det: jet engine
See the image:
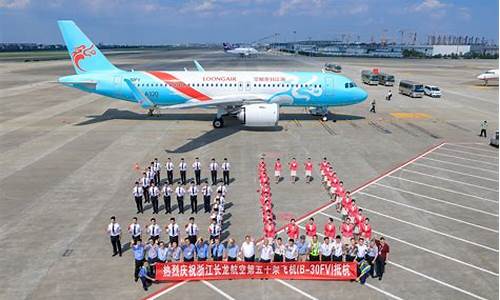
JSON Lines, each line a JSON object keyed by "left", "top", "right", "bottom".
{"left": 237, "top": 103, "right": 279, "bottom": 127}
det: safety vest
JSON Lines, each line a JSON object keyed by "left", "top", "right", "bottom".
{"left": 310, "top": 241, "right": 320, "bottom": 256}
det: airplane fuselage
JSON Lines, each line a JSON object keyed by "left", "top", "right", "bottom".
{"left": 60, "top": 70, "right": 368, "bottom": 108}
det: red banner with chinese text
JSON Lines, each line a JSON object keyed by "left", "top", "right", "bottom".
{"left": 155, "top": 261, "right": 357, "bottom": 281}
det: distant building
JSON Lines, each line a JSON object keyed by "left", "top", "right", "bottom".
{"left": 431, "top": 45, "right": 471, "bottom": 56}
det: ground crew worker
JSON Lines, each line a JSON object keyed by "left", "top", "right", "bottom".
{"left": 222, "top": 238, "right": 237, "bottom": 261}
{"left": 319, "top": 237, "right": 334, "bottom": 261}
{"left": 356, "top": 259, "right": 371, "bottom": 285}
{"left": 286, "top": 218, "right": 300, "bottom": 240}
{"left": 367, "top": 239, "right": 378, "bottom": 278}
{"left": 181, "top": 238, "right": 196, "bottom": 262}
{"left": 222, "top": 158, "right": 231, "bottom": 185}
{"left": 369, "top": 99, "right": 376, "bottom": 113}
{"left": 273, "top": 237, "right": 285, "bottom": 262}
{"left": 240, "top": 235, "right": 256, "bottom": 262}
{"left": 162, "top": 183, "right": 173, "bottom": 214}
{"left": 305, "top": 218, "right": 317, "bottom": 242}
{"left": 308, "top": 235, "right": 320, "bottom": 261}
{"left": 386, "top": 90, "right": 392, "bottom": 101}
{"left": 147, "top": 218, "right": 161, "bottom": 242}
{"left": 304, "top": 158, "right": 313, "bottom": 183}
{"left": 211, "top": 238, "right": 225, "bottom": 261}
{"left": 169, "top": 241, "right": 181, "bottom": 262}
{"left": 289, "top": 158, "right": 298, "bottom": 183}
{"left": 153, "top": 158, "right": 161, "bottom": 184}
{"left": 132, "top": 239, "right": 145, "bottom": 282}
{"left": 185, "top": 217, "right": 198, "bottom": 245}
{"left": 274, "top": 158, "right": 282, "bottom": 183}
{"left": 284, "top": 239, "right": 299, "bottom": 262}
{"left": 195, "top": 238, "right": 209, "bottom": 261}
{"left": 165, "top": 158, "right": 174, "bottom": 184}
{"left": 133, "top": 181, "right": 144, "bottom": 214}
{"left": 296, "top": 235, "right": 309, "bottom": 261}
{"left": 179, "top": 158, "right": 187, "bottom": 185}
{"left": 128, "top": 217, "right": 142, "bottom": 242}
{"left": 144, "top": 239, "right": 158, "bottom": 264}
{"left": 480, "top": 120, "right": 488, "bottom": 137}
{"left": 175, "top": 182, "right": 185, "bottom": 214}
{"left": 209, "top": 158, "right": 218, "bottom": 185}
{"left": 106, "top": 216, "right": 122, "bottom": 257}
{"left": 149, "top": 182, "right": 160, "bottom": 214}
{"left": 332, "top": 235, "right": 343, "bottom": 261}
{"left": 375, "top": 237, "right": 390, "bottom": 280}
{"left": 138, "top": 261, "right": 156, "bottom": 291}
{"left": 201, "top": 181, "right": 212, "bottom": 213}
{"left": 258, "top": 239, "right": 274, "bottom": 263}
{"left": 166, "top": 217, "right": 180, "bottom": 245}
{"left": 188, "top": 181, "right": 198, "bottom": 214}
{"left": 324, "top": 217, "right": 336, "bottom": 239}
{"left": 157, "top": 241, "right": 168, "bottom": 263}
{"left": 208, "top": 219, "right": 221, "bottom": 242}
{"left": 192, "top": 157, "right": 202, "bottom": 185}
{"left": 140, "top": 172, "right": 150, "bottom": 203}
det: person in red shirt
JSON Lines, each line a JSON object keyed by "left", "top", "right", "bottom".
{"left": 305, "top": 218, "right": 317, "bottom": 241}
{"left": 263, "top": 220, "right": 276, "bottom": 240}
{"left": 286, "top": 218, "right": 299, "bottom": 240}
{"left": 304, "top": 158, "right": 313, "bottom": 183}
{"left": 324, "top": 217, "right": 336, "bottom": 239}
{"left": 258, "top": 157, "right": 266, "bottom": 169}
{"left": 361, "top": 218, "right": 372, "bottom": 241}
{"left": 375, "top": 237, "right": 390, "bottom": 280}
{"left": 348, "top": 199, "right": 358, "bottom": 218}
{"left": 340, "top": 217, "right": 354, "bottom": 245}
{"left": 274, "top": 158, "right": 282, "bottom": 184}
{"left": 319, "top": 157, "right": 329, "bottom": 176}
{"left": 289, "top": 158, "right": 298, "bottom": 183}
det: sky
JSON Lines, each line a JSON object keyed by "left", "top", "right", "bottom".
{"left": 0, "top": 0, "right": 498, "bottom": 45}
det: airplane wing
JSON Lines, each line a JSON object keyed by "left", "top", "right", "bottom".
{"left": 161, "top": 97, "right": 265, "bottom": 109}
{"left": 123, "top": 78, "right": 155, "bottom": 108}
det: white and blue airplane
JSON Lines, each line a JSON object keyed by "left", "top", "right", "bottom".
{"left": 58, "top": 21, "right": 368, "bottom": 128}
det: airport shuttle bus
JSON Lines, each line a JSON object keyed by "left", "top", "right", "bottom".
{"left": 399, "top": 80, "right": 424, "bottom": 98}
{"left": 378, "top": 73, "right": 395, "bottom": 86}
{"left": 361, "top": 70, "right": 379, "bottom": 85}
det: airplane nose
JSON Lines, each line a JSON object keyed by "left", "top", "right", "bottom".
{"left": 354, "top": 87, "right": 368, "bottom": 103}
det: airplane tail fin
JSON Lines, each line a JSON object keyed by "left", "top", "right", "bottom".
{"left": 223, "top": 42, "right": 233, "bottom": 52}
{"left": 57, "top": 20, "right": 120, "bottom": 74}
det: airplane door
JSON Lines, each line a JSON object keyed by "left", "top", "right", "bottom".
{"left": 324, "top": 76, "right": 334, "bottom": 96}
{"left": 238, "top": 81, "right": 244, "bottom": 92}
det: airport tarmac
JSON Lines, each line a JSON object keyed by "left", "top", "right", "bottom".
{"left": 0, "top": 49, "right": 498, "bottom": 300}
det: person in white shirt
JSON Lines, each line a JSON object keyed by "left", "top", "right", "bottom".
{"left": 221, "top": 158, "right": 231, "bottom": 185}
{"left": 239, "top": 235, "right": 256, "bottom": 262}
{"left": 140, "top": 172, "right": 150, "bottom": 203}
{"left": 201, "top": 181, "right": 212, "bottom": 213}
{"left": 106, "top": 216, "right": 122, "bottom": 256}
{"left": 149, "top": 182, "right": 160, "bottom": 214}
{"left": 273, "top": 237, "right": 285, "bottom": 262}
{"left": 216, "top": 183, "right": 228, "bottom": 197}
{"left": 192, "top": 157, "right": 202, "bottom": 185}
{"left": 162, "top": 183, "right": 173, "bottom": 214}
{"left": 175, "top": 182, "right": 185, "bottom": 214}
{"left": 132, "top": 181, "right": 144, "bottom": 214}
{"left": 356, "top": 238, "right": 368, "bottom": 262}
{"left": 319, "top": 237, "right": 334, "bottom": 261}
{"left": 188, "top": 181, "right": 198, "bottom": 214}
{"left": 128, "top": 217, "right": 142, "bottom": 242}
{"left": 185, "top": 217, "right": 199, "bottom": 244}
{"left": 165, "top": 158, "right": 174, "bottom": 185}
{"left": 209, "top": 158, "right": 218, "bottom": 185}
{"left": 147, "top": 166, "right": 156, "bottom": 186}
{"left": 147, "top": 217, "right": 161, "bottom": 242}
{"left": 332, "top": 235, "right": 344, "bottom": 261}
{"left": 258, "top": 238, "right": 274, "bottom": 263}
{"left": 208, "top": 219, "right": 221, "bottom": 242}
{"left": 284, "top": 239, "right": 299, "bottom": 262}
{"left": 153, "top": 158, "right": 161, "bottom": 184}
{"left": 179, "top": 158, "right": 187, "bottom": 185}
{"left": 166, "top": 217, "right": 180, "bottom": 245}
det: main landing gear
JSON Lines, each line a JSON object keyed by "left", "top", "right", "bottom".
{"left": 212, "top": 118, "right": 224, "bottom": 128}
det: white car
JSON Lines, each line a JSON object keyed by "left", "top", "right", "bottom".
{"left": 424, "top": 85, "right": 442, "bottom": 98}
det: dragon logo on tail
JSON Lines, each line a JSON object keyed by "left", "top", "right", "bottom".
{"left": 71, "top": 44, "right": 96, "bottom": 71}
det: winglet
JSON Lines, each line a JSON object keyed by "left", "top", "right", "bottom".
{"left": 193, "top": 60, "right": 205, "bottom": 72}
{"left": 123, "top": 79, "right": 155, "bottom": 109}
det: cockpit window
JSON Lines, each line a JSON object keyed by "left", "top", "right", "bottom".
{"left": 345, "top": 82, "right": 357, "bottom": 88}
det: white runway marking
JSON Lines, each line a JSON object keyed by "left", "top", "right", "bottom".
{"left": 274, "top": 279, "right": 319, "bottom": 300}
{"left": 373, "top": 183, "right": 498, "bottom": 217}
{"left": 429, "top": 152, "right": 498, "bottom": 167}
{"left": 387, "top": 175, "right": 499, "bottom": 203}
{"left": 144, "top": 281, "right": 187, "bottom": 300}
{"left": 202, "top": 281, "right": 236, "bottom": 300}
{"left": 356, "top": 206, "right": 499, "bottom": 252}
{"left": 411, "top": 162, "right": 498, "bottom": 182}
{"left": 357, "top": 191, "right": 498, "bottom": 233}
{"left": 319, "top": 212, "right": 499, "bottom": 277}
{"left": 399, "top": 169, "right": 499, "bottom": 192}
{"left": 421, "top": 157, "right": 498, "bottom": 174}
{"left": 439, "top": 147, "right": 499, "bottom": 159}
{"left": 365, "top": 283, "right": 405, "bottom": 300}
{"left": 444, "top": 144, "right": 499, "bottom": 154}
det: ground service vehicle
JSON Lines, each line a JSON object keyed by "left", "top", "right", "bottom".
{"left": 361, "top": 70, "right": 379, "bottom": 85}
{"left": 399, "top": 80, "right": 424, "bottom": 98}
